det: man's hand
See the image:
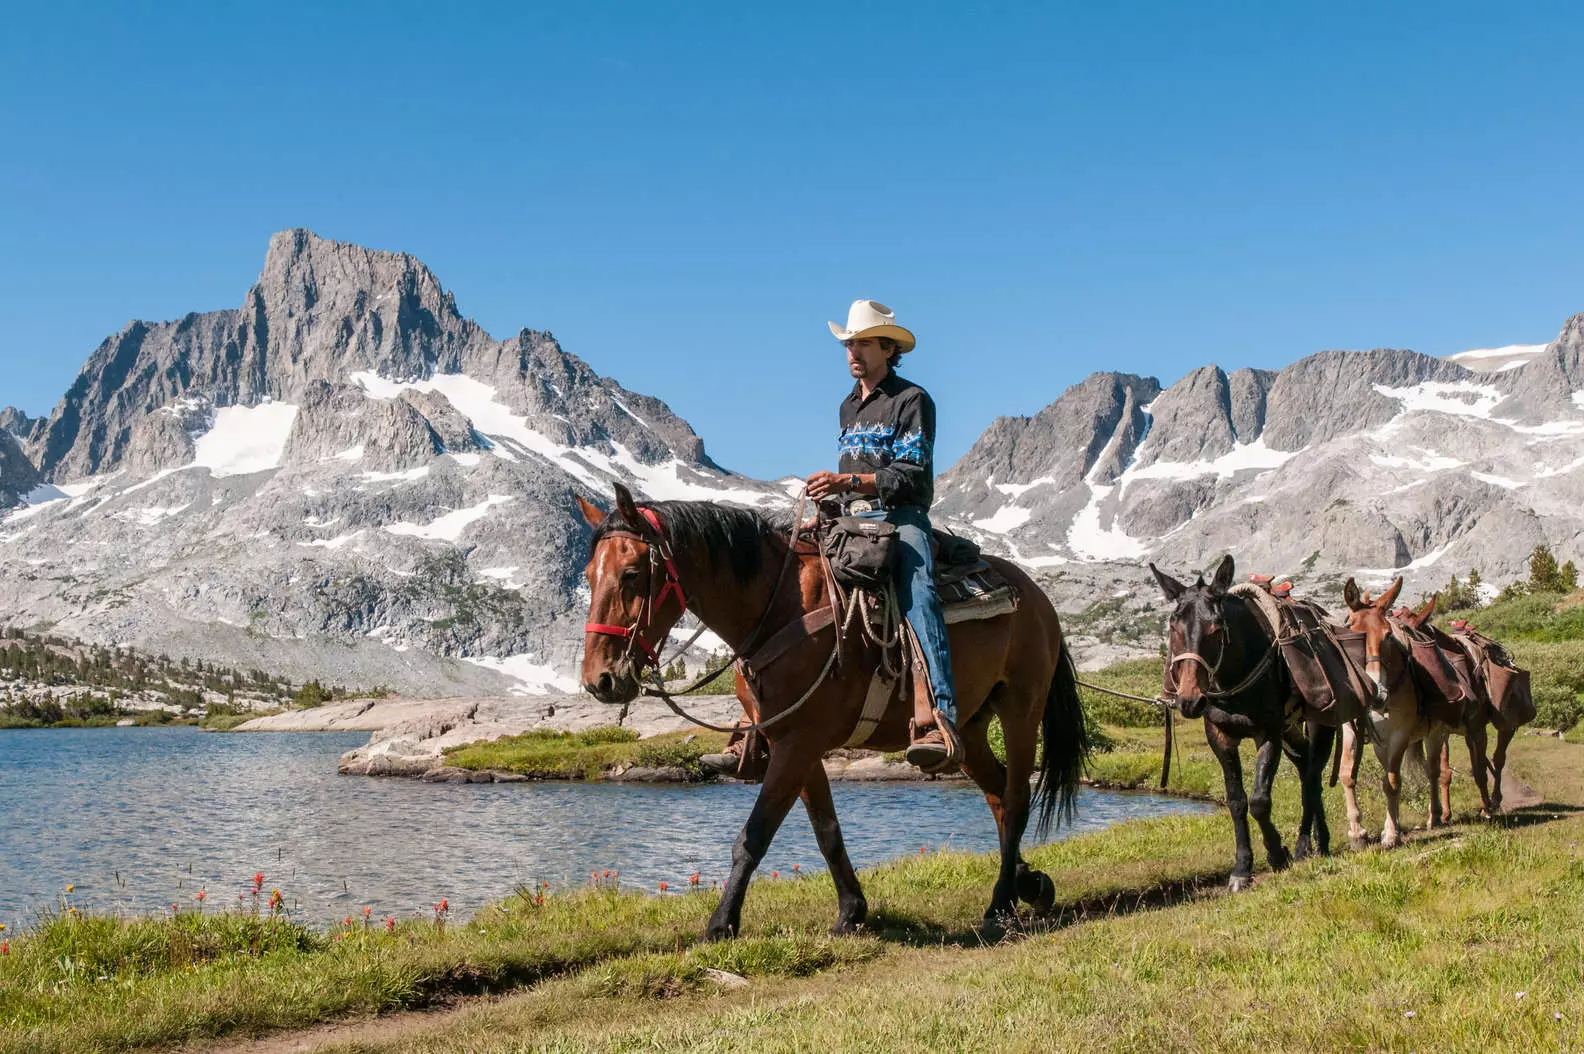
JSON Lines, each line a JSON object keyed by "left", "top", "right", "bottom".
{"left": 805, "top": 470, "right": 843, "bottom": 500}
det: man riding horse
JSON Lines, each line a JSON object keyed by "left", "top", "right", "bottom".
{"left": 704, "top": 299, "right": 961, "bottom": 773}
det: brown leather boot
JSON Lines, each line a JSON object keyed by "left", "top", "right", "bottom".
{"left": 905, "top": 711, "right": 962, "bottom": 775}
{"left": 699, "top": 725, "right": 769, "bottom": 782}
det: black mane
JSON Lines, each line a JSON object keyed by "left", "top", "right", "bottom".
{"left": 590, "top": 500, "right": 792, "bottom": 587}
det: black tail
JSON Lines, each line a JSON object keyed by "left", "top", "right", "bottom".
{"left": 1033, "top": 638, "right": 1092, "bottom": 836}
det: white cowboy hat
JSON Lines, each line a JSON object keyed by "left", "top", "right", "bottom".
{"left": 827, "top": 299, "right": 916, "bottom": 353}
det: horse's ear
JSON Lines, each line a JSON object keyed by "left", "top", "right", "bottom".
{"left": 612, "top": 482, "right": 649, "bottom": 535}
{"left": 1149, "top": 563, "right": 1187, "bottom": 602}
{"left": 1411, "top": 595, "right": 1437, "bottom": 626}
{"left": 1377, "top": 577, "right": 1404, "bottom": 611}
{"left": 1209, "top": 555, "right": 1235, "bottom": 594}
{"left": 1343, "top": 578, "right": 1364, "bottom": 611}
{"left": 576, "top": 495, "right": 607, "bottom": 529}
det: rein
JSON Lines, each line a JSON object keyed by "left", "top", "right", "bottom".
{"left": 583, "top": 507, "right": 689, "bottom": 666}
{"left": 1168, "top": 637, "right": 1281, "bottom": 701}
{"left": 585, "top": 492, "right": 845, "bottom": 736}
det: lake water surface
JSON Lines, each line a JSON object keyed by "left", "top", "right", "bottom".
{"left": 1, "top": 726, "right": 1211, "bottom": 926}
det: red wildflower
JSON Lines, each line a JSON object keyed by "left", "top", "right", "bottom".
{"left": 689, "top": 872, "right": 700, "bottom": 885}
{"left": 253, "top": 873, "right": 265, "bottom": 891}
{"left": 385, "top": 917, "right": 396, "bottom": 932}
{"left": 1, "top": 940, "right": 8, "bottom": 955}
{"left": 658, "top": 881, "right": 669, "bottom": 892}
{"left": 362, "top": 906, "right": 372, "bottom": 919}
{"left": 793, "top": 864, "right": 801, "bottom": 872}
{"left": 196, "top": 890, "right": 207, "bottom": 902}
{"left": 772, "top": 871, "right": 779, "bottom": 878}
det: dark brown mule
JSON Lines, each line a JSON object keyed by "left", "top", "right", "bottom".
{"left": 1150, "top": 556, "right": 1339, "bottom": 892}
{"left": 1338, "top": 578, "right": 1495, "bottom": 846}
{"left": 577, "top": 483, "right": 1090, "bottom": 936}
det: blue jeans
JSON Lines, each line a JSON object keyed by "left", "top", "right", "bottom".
{"left": 856, "top": 505, "right": 956, "bottom": 725}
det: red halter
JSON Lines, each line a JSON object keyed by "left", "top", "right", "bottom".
{"left": 583, "top": 507, "right": 688, "bottom": 667}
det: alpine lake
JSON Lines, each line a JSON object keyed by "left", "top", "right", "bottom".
{"left": 0, "top": 725, "right": 1213, "bottom": 927}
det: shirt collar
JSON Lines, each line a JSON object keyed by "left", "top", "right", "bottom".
{"left": 846, "top": 369, "right": 901, "bottom": 406}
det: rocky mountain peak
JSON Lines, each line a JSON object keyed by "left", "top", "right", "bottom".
{"left": 0, "top": 407, "right": 40, "bottom": 443}
{"left": 22, "top": 230, "right": 722, "bottom": 484}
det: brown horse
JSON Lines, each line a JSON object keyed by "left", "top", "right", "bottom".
{"left": 577, "top": 483, "right": 1090, "bottom": 936}
{"left": 1338, "top": 577, "right": 1494, "bottom": 846}
{"left": 1398, "top": 596, "right": 1521, "bottom": 816}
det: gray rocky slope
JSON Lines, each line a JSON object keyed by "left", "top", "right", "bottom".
{"left": 934, "top": 316, "right": 1584, "bottom": 655}
{"left": 3, "top": 229, "right": 1580, "bottom": 682}
{"left": 0, "top": 231, "right": 785, "bottom": 695}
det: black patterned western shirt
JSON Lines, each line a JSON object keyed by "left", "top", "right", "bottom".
{"left": 837, "top": 370, "right": 935, "bottom": 510}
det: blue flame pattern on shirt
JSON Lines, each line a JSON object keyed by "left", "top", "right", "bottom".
{"left": 836, "top": 424, "right": 930, "bottom": 465}
{"left": 891, "top": 429, "right": 927, "bottom": 465}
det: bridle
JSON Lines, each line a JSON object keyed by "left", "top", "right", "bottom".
{"left": 1364, "top": 620, "right": 1412, "bottom": 696}
{"left": 583, "top": 507, "right": 687, "bottom": 668}
{"left": 1166, "top": 617, "right": 1280, "bottom": 701}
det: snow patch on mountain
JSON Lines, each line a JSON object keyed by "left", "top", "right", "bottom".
{"left": 191, "top": 402, "right": 299, "bottom": 477}
{"left": 1124, "top": 438, "right": 1295, "bottom": 483}
{"left": 351, "top": 370, "right": 608, "bottom": 489}
{"left": 1068, "top": 485, "right": 1147, "bottom": 560}
{"left": 461, "top": 654, "right": 581, "bottom": 695}
{"left": 993, "top": 476, "right": 1056, "bottom": 498}
{"left": 606, "top": 442, "right": 779, "bottom": 505}
{"left": 973, "top": 504, "right": 1033, "bottom": 533}
{"left": 1373, "top": 380, "right": 1502, "bottom": 419}
{"left": 383, "top": 495, "right": 513, "bottom": 542}
{"left": 1447, "top": 343, "right": 1549, "bottom": 372}
{"left": 1370, "top": 449, "right": 1465, "bottom": 473}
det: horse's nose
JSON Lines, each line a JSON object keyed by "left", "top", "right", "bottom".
{"left": 589, "top": 672, "right": 617, "bottom": 700}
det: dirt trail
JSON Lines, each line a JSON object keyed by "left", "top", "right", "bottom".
{"left": 1498, "top": 766, "right": 1543, "bottom": 811}
{"left": 186, "top": 996, "right": 506, "bottom": 1054}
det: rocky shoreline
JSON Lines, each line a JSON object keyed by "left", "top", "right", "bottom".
{"left": 232, "top": 694, "right": 957, "bottom": 783}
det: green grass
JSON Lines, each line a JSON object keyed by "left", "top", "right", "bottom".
{"left": 1075, "top": 657, "right": 1170, "bottom": 727}
{"left": 442, "top": 727, "right": 730, "bottom": 779}
{"left": 196, "top": 709, "right": 281, "bottom": 731}
{"left": 5, "top": 721, "right": 1581, "bottom": 1053}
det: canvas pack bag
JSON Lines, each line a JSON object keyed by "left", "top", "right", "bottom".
{"left": 1453, "top": 628, "right": 1536, "bottom": 728}
{"left": 822, "top": 516, "right": 898, "bottom": 592}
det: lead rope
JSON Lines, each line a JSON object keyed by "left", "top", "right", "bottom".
{"left": 639, "top": 491, "right": 807, "bottom": 696}
{"left": 638, "top": 491, "right": 852, "bottom": 736}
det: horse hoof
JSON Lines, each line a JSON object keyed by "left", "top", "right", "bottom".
{"left": 830, "top": 907, "right": 867, "bottom": 936}
{"left": 1227, "top": 875, "right": 1251, "bottom": 893}
{"left": 1294, "top": 840, "right": 1312, "bottom": 863}
{"left": 1016, "top": 870, "right": 1056, "bottom": 913}
{"left": 703, "top": 922, "right": 737, "bottom": 942}
{"left": 1269, "top": 848, "right": 1293, "bottom": 872}
{"left": 1380, "top": 834, "right": 1401, "bottom": 850}
{"left": 981, "top": 905, "right": 1019, "bottom": 936}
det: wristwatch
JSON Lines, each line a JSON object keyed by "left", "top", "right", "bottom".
{"left": 848, "top": 474, "right": 860, "bottom": 492}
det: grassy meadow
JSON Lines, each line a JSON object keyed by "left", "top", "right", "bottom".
{"left": 2, "top": 707, "right": 1581, "bottom": 1053}
{"left": 2, "top": 591, "right": 1580, "bottom": 1052}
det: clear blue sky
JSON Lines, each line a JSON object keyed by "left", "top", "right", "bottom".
{"left": 4, "top": 1, "right": 1582, "bottom": 480}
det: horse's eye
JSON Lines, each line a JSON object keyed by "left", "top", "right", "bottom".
{"left": 620, "top": 567, "right": 640, "bottom": 583}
